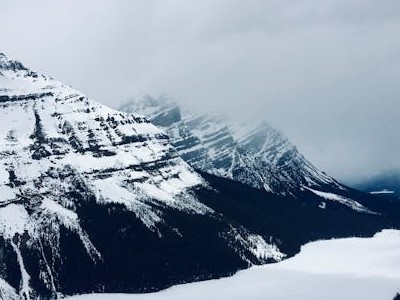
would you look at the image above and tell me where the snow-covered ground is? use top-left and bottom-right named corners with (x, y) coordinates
top-left (67, 230), bottom-right (400, 300)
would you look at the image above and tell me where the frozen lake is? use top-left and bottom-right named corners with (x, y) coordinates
top-left (68, 230), bottom-right (400, 300)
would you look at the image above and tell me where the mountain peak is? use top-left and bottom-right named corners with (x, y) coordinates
top-left (119, 97), bottom-right (337, 195)
top-left (0, 52), bottom-right (28, 72)
top-left (0, 55), bottom-right (291, 298)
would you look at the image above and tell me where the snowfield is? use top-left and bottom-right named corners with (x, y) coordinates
top-left (67, 230), bottom-right (400, 300)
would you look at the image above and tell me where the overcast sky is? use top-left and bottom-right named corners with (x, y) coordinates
top-left (1, 0), bottom-right (400, 182)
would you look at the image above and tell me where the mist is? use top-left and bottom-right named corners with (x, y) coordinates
top-left (1, 0), bottom-right (400, 182)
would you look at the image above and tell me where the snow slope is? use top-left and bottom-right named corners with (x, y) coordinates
top-left (67, 230), bottom-right (400, 300)
top-left (0, 53), bottom-right (283, 299)
top-left (119, 96), bottom-right (337, 195)
top-left (119, 96), bottom-right (374, 213)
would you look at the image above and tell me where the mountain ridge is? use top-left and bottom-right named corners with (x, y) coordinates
top-left (118, 95), bottom-right (372, 213)
top-left (0, 53), bottom-right (398, 299)
top-left (0, 53), bottom-right (284, 299)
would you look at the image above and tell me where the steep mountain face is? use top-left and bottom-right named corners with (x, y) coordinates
top-left (119, 97), bottom-right (400, 230)
top-left (0, 54), bottom-right (398, 300)
top-left (0, 54), bottom-right (284, 299)
top-left (119, 96), bottom-right (340, 195)
top-left (119, 96), bottom-right (372, 212)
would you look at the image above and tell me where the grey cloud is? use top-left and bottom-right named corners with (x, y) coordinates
top-left (1, 0), bottom-right (400, 181)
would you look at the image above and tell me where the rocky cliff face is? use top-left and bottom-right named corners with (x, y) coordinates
top-left (119, 95), bottom-right (373, 213)
top-left (119, 96), bottom-right (342, 194)
top-left (0, 54), bottom-right (283, 299)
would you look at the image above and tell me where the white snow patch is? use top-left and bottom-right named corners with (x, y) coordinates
top-left (304, 187), bottom-right (373, 213)
top-left (11, 241), bottom-right (32, 300)
top-left (0, 185), bottom-right (16, 203)
top-left (245, 234), bottom-right (285, 261)
top-left (0, 204), bottom-right (30, 238)
top-left (0, 278), bottom-right (19, 300)
top-left (370, 190), bottom-right (395, 195)
top-left (40, 198), bottom-right (78, 227)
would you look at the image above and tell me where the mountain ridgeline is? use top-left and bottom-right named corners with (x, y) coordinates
top-left (119, 96), bottom-right (392, 211)
top-left (0, 54), bottom-right (398, 299)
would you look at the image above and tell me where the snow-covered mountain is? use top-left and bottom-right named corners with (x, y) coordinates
top-left (119, 96), bottom-right (373, 211)
top-left (0, 53), bottom-right (398, 300)
top-left (0, 53), bottom-right (284, 299)
top-left (118, 96), bottom-right (340, 195)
